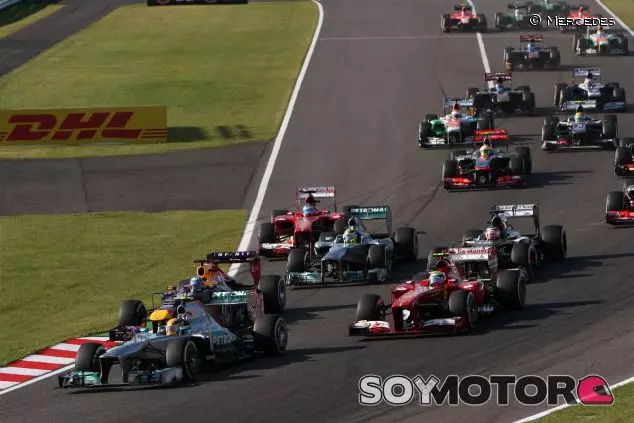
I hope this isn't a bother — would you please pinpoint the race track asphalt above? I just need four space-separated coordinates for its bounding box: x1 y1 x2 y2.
2 0 634 422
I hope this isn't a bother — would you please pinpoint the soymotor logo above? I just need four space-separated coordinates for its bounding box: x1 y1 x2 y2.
0 106 168 145
358 374 614 406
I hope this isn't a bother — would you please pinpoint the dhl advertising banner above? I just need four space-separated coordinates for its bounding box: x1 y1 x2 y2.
0 106 168 145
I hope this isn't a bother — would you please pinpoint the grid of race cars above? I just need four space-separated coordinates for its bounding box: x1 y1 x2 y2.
57 1 634 389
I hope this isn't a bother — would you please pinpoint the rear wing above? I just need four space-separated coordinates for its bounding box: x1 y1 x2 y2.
446 247 495 262
198 251 259 264
474 129 509 143
572 67 600 81
207 290 249 306
520 34 543 42
348 206 392 237
490 204 537 217
296 186 336 200
453 4 472 11
507 2 530 9
485 72 512 82
444 97 473 110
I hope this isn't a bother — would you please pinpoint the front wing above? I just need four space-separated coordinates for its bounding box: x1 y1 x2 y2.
286 268 389 285
259 242 293 258
560 100 626 112
348 318 470 336
444 174 525 189
58 368 184 389
419 135 476 148
541 137 617 150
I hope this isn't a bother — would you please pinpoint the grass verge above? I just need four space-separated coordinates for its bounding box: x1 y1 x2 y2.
0 1 63 39
601 0 634 28
536 382 634 422
0 2 317 159
0 210 246 365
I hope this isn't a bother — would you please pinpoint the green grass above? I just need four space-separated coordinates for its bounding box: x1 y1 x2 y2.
0 2 317 159
0 1 63 39
0 210 246 365
536 383 634 422
601 0 634 27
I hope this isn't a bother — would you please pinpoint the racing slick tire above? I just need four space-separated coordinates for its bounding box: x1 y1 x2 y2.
441 14 451 32
271 209 289 220
553 83 568 106
254 314 288 355
515 146 532 175
118 299 147 327
602 118 618 148
259 275 286 314
419 121 433 147
166 339 201 381
427 246 448 271
395 227 418 261
448 290 478 329
461 229 482 244
477 13 487 31
287 247 308 273
510 242 536 281
476 111 494 130
542 225 567 262
541 123 557 143
613 88 626 103
615 147 633 171
368 244 389 272
75 342 107 372
442 160 458 188
495 269 526 309
356 294 384 321
258 222 277 244
333 218 348 234
548 47 561 67
606 191 625 223
510 156 528 182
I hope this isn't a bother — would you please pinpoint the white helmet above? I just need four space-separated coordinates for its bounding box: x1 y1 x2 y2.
485 227 501 240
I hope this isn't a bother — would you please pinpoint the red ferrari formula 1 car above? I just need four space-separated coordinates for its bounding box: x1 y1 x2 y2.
348 247 527 337
258 186 348 258
615 138 634 177
605 179 634 225
442 4 488 32
561 5 601 32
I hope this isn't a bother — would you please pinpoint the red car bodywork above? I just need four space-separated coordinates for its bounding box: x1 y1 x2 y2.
606 185 634 225
259 187 346 258
451 10 477 24
349 247 498 336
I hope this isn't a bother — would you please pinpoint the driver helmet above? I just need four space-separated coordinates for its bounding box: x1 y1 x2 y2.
428 271 447 288
303 204 317 216
496 77 505 93
166 318 186 336
584 72 593 86
626 185 634 199
435 259 450 273
491 215 504 231
343 228 358 244
189 277 205 292
451 102 461 118
480 144 492 158
485 226 501 240
575 105 584 122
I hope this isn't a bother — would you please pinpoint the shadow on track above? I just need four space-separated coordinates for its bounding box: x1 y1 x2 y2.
283 304 357 324
528 169 593 188
66 345 367 394
537 252 634 282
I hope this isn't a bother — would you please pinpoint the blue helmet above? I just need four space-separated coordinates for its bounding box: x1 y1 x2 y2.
189 277 204 292
303 205 317 216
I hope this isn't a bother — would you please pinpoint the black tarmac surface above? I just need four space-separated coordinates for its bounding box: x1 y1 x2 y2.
2 0 634 422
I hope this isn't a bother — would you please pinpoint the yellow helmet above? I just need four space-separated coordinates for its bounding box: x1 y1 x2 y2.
480 144 491 157
166 318 184 336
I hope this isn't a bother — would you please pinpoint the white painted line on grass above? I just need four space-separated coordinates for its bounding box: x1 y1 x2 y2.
228 0 325 276
512 375 634 422
594 0 634 36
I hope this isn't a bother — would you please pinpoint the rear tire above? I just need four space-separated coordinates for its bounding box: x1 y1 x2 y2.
259 275 286 314
395 227 418 261
495 270 526 309
442 160 459 188
606 191 625 214
118 300 146 327
515 146 532 175
254 315 288 355
542 225 566 261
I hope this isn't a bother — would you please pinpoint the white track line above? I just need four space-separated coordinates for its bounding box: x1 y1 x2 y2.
467 0 494 89
0 364 74 396
0 381 20 390
49 343 81 352
513 375 634 422
0 367 50 377
78 336 110 341
19 355 74 365
228 0 324 276
319 34 571 41
594 0 634 36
